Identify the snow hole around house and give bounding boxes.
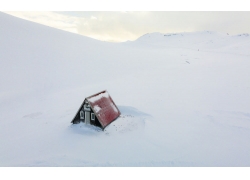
[69,106,152,135]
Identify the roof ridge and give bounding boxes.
[86,90,107,99]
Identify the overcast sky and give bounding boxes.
[4,11,250,42]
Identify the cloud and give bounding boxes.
[56,11,250,41]
[4,11,250,42]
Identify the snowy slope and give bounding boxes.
[1,12,250,166]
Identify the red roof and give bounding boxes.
[86,90,120,129]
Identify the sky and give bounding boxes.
[2,0,250,42]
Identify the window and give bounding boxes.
[80,111,84,119]
[91,113,95,121]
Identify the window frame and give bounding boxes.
[91,113,95,121]
[80,111,84,119]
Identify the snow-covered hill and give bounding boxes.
[1,12,250,166]
[130,31,250,56]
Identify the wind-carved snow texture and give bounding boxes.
[1,12,250,166]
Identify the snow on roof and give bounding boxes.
[87,90,120,129]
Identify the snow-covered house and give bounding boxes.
[71,90,121,130]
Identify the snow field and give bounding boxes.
[1,12,250,166]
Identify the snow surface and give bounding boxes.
[1,12,250,166]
